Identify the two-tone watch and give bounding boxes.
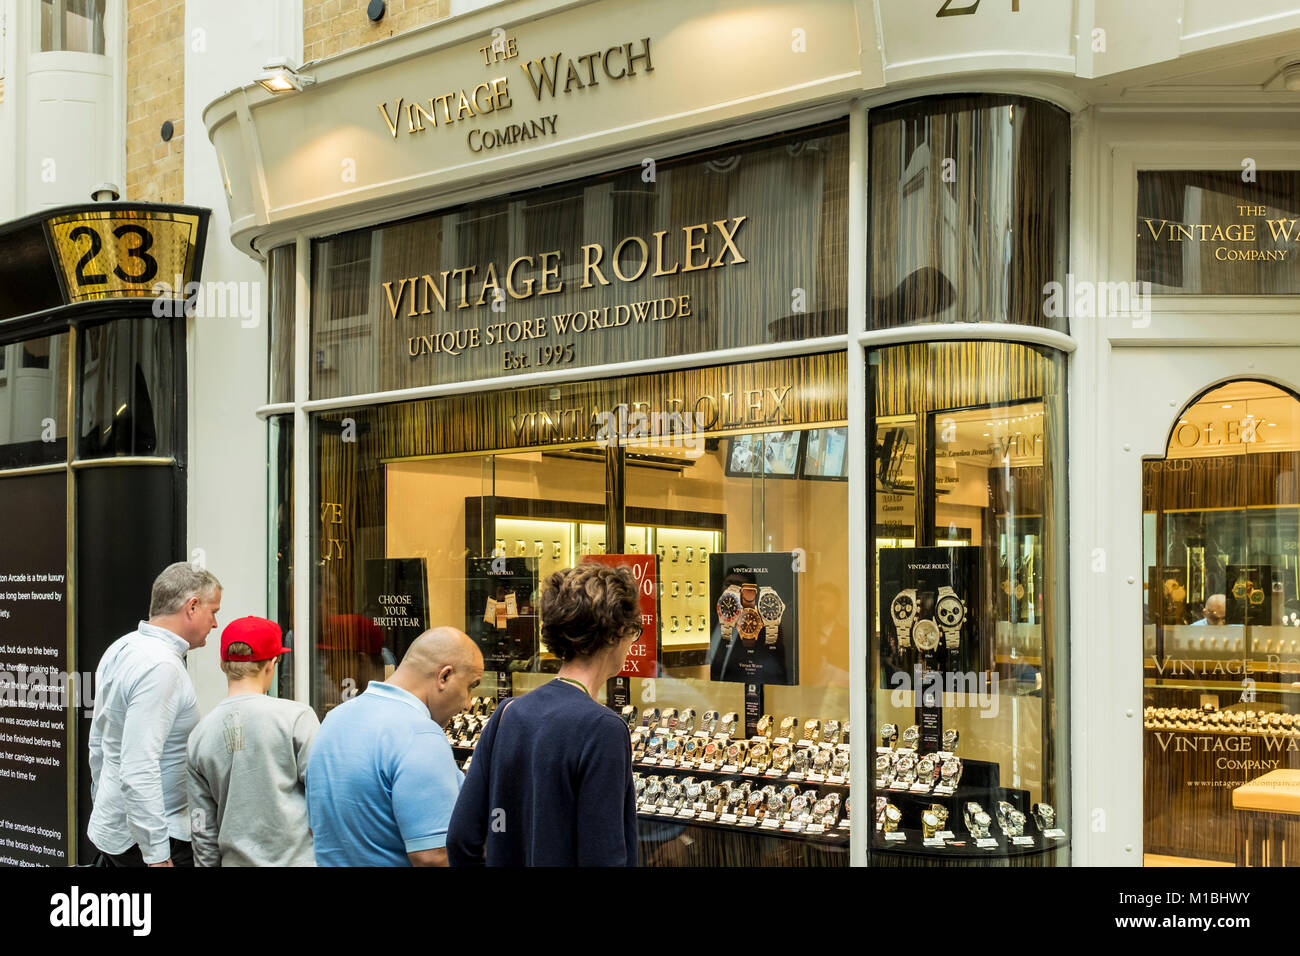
[939,756,963,791]
[699,711,720,736]
[822,720,842,745]
[997,801,1027,837]
[899,725,920,750]
[880,723,898,749]
[677,708,697,736]
[880,802,902,833]
[891,588,918,647]
[915,755,938,790]
[620,705,638,728]
[716,585,742,642]
[1032,803,1057,832]
[757,586,786,647]
[771,743,793,774]
[941,728,959,753]
[922,805,949,840]
[935,585,967,650]
[748,741,772,772]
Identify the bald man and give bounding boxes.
[305,627,484,866]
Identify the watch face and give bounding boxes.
[771,744,792,771]
[778,717,797,738]
[758,591,784,620]
[891,592,914,621]
[942,729,959,751]
[936,594,965,627]
[914,619,941,651]
[716,591,741,623]
[737,608,763,640]
[880,723,898,746]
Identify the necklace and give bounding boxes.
[556,675,591,697]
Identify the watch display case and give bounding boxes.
[868,341,1070,866]
[1141,380,1300,865]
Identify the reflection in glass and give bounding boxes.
[79,319,178,459]
[0,333,69,469]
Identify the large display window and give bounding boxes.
[1142,380,1300,866]
[311,353,851,865]
[868,341,1070,865]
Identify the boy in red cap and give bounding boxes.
[185,617,320,866]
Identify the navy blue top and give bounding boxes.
[447,679,638,867]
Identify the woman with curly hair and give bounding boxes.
[447,563,643,866]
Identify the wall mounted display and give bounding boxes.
[801,426,847,481]
[465,557,539,682]
[708,552,798,685]
[725,432,802,478]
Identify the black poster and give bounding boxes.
[0,473,70,866]
[708,552,798,685]
[465,557,539,687]
[878,546,982,688]
[1226,565,1275,626]
[363,558,429,665]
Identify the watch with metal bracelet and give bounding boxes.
[891,588,918,648]
[716,585,742,642]
[935,585,967,650]
[757,586,786,647]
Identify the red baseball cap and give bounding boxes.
[221,616,292,662]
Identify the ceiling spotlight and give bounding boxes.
[257,57,315,94]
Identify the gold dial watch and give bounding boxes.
[736,584,764,645]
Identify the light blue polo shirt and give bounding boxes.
[306,681,463,866]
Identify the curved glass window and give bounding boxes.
[78,318,180,460]
[868,340,1070,865]
[869,96,1070,331]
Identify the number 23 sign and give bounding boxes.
[45,209,203,304]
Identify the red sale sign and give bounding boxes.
[583,553,659,677]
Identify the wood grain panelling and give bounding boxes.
[1144,452,1300,512]
[310,122,848,399]
[869,96,1069,331]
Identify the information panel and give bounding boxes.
[0,473,70,866]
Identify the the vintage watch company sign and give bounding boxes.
[1141,204,1297,264]
[377,32,654,155]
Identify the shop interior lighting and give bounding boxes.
[257,58,315,94]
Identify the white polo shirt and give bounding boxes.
[88,621,200,863]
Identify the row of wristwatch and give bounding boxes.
[876,799,1060,844]
[448,697,501,748]
[626,708,850,780]
[1144,706,1300,734]
[875,723,962,795]
[635,773,850,832]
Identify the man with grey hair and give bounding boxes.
[89,561,222,866]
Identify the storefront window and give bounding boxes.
[868,341,1070,865]
[309,121,848,398]
[268,245,295,404]
[0,332,69,469]
[40,0,106,54]
[1142,380,1300,866]
[868,96,1070,330]
[311,353,850,865]
[269,415,294,699]
[78,318,180,459]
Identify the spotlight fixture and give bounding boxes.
[257,57,315,94]
[90,183,121,202]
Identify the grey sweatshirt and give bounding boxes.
[185,693,320,867]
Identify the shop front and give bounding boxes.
[204,0,1300,866]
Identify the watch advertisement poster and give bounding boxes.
[363,558,429,667]
[879,546,982,688]
[465,557,539,683]
[1225,564,1276,626]
[708,553,799,685]
[583,553,659,679]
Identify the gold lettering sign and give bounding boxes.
[381,216,748,367]
[377,34,654,156]
[45,209,202,304]
[1142,206,1295,263]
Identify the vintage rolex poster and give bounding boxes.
[708,552,799,685]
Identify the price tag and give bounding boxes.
[738,816,758,827]
[694,731,710,738]
[741,766,760,775]
[908,783,933,793]
[806,773,826,783]
[760,819,781,830]
[1012,836,1035,846]
[657,807,677,817]
[763,768,783,777]
[698,811,717,821]
[719,813,739,824]
[641,757,659,765]
[827,775,846,785]
[774,737,790,745]
[787,772,805,781]
[782,821,804,833]
[660,758,677,768]
[720,764,738,774]
[806,823,826,834]
[884,832,907,842]
[678,809,696,820]
[699,762,716,771]
[839,819,851,830]
[937,830,955,841]
[976,837,998,849]
[923,837,945,848]
[1044,828,1067,840]
[933,785,954,796]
